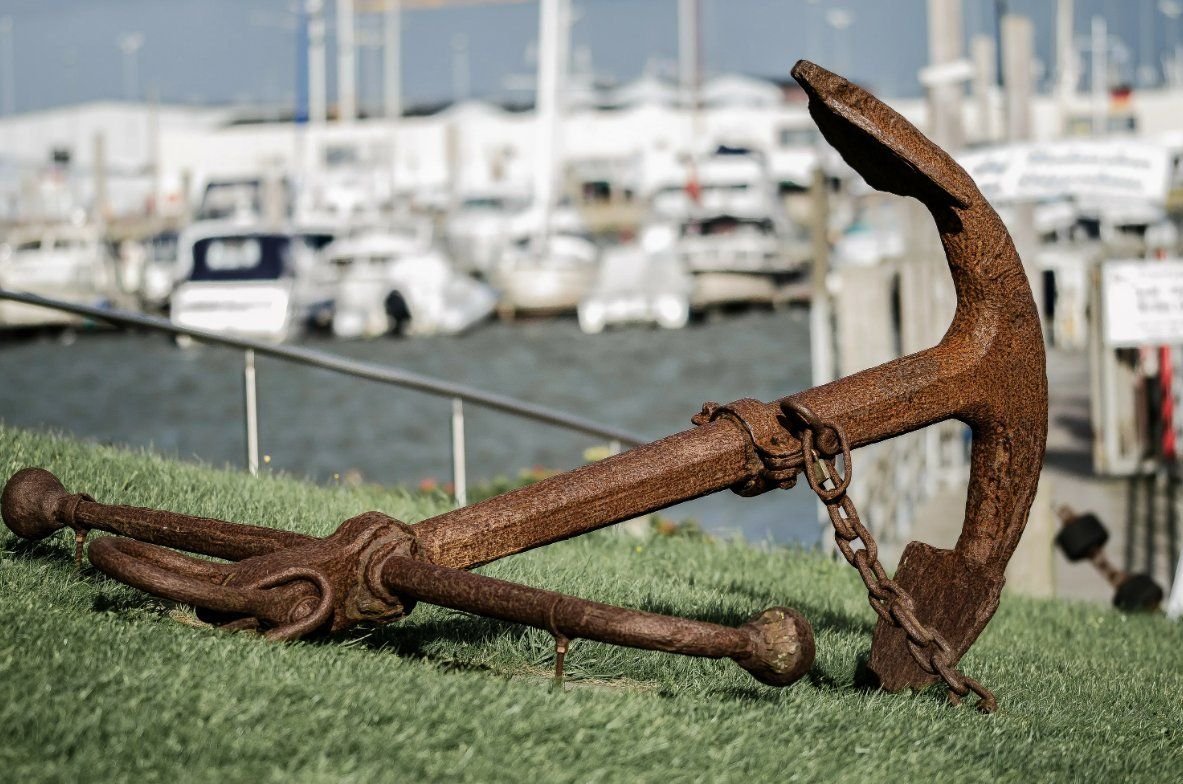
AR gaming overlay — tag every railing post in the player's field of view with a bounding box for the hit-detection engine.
[244,349,259,477]
[451,397,467,506]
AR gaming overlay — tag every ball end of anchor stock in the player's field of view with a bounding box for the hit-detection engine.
[1,467,73,541]
[733,606,815,687]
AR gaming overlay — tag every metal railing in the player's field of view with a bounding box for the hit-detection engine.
[0,290,645,505]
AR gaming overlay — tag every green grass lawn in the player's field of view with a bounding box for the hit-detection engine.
[2,423,1182,783]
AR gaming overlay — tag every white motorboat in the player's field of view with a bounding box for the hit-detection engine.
[491,203,599,317]
[678,213,790,274]
[577,225,691,334]
[493,232,598,317]
[138,231,180,310]
[651,148,779,224]
[324,228,496,339]
[657,148,810,307]
[489,0,601,319]
[0,224,117,329]
[444,192,528,277]
[170,221,325,342]
[677,211,803,307]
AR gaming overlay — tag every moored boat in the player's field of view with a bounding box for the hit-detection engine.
[170,221,322,342]
[0,223,118,329]
[324,227,496,339]
[578,226,691,333]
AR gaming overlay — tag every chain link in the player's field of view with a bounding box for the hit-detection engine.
[787,403,997,714]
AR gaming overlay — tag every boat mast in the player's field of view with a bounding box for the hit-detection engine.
[1055,0,1076,135]
[338,0,358,122]
[678,0,702,198]
[307,1,327,125]
[533,0,569,248]
[384,0,402,120]
[1090,14,1107,136]
[384,0,402,205]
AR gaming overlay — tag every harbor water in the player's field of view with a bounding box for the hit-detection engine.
[0,307,820,545]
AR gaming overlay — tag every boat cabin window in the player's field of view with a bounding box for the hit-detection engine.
[149,233,179,263]
[297,233,336,252]
[14,239,41,252]
[1074,217,1102,241]
[324,144,361,167]
[778,127,820,148]
[191,235,289,281]
[683,216,775,237]
[581,181,613,202]
[329,254,396,271]
[703,183,750,194]
[460,197,506,210]
[198,181,263,221]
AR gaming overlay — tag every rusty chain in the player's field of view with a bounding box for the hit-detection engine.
[784,401,998,714]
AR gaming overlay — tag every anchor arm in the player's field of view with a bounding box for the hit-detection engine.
[789,60,1047,690]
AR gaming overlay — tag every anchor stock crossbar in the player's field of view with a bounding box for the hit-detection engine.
[1,61,1047,707]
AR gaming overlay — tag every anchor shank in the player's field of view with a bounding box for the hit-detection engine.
[414,355,980,572]
[414,418,755,569]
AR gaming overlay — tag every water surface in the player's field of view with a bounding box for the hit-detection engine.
[0,309,821,544]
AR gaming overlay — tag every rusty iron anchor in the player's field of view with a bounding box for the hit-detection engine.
[1,60,1046,708]
[1,470,816,686]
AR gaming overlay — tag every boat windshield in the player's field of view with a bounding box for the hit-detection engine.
[198,181,262,221]
[191,234,290,282]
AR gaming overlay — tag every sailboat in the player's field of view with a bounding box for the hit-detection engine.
[488,0,599,318]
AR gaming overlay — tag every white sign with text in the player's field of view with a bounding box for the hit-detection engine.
[959,140,1171,204]
[1102,259,1183,347]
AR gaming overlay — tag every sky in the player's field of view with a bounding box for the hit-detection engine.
[0,0,1180,114]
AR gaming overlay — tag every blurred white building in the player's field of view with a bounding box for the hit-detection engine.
[3,70,1183,223]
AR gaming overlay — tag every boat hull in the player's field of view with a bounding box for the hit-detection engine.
[0,288,96,329]
[494,266,597,315]
[170,282,294,342]
[690,272,781,308]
